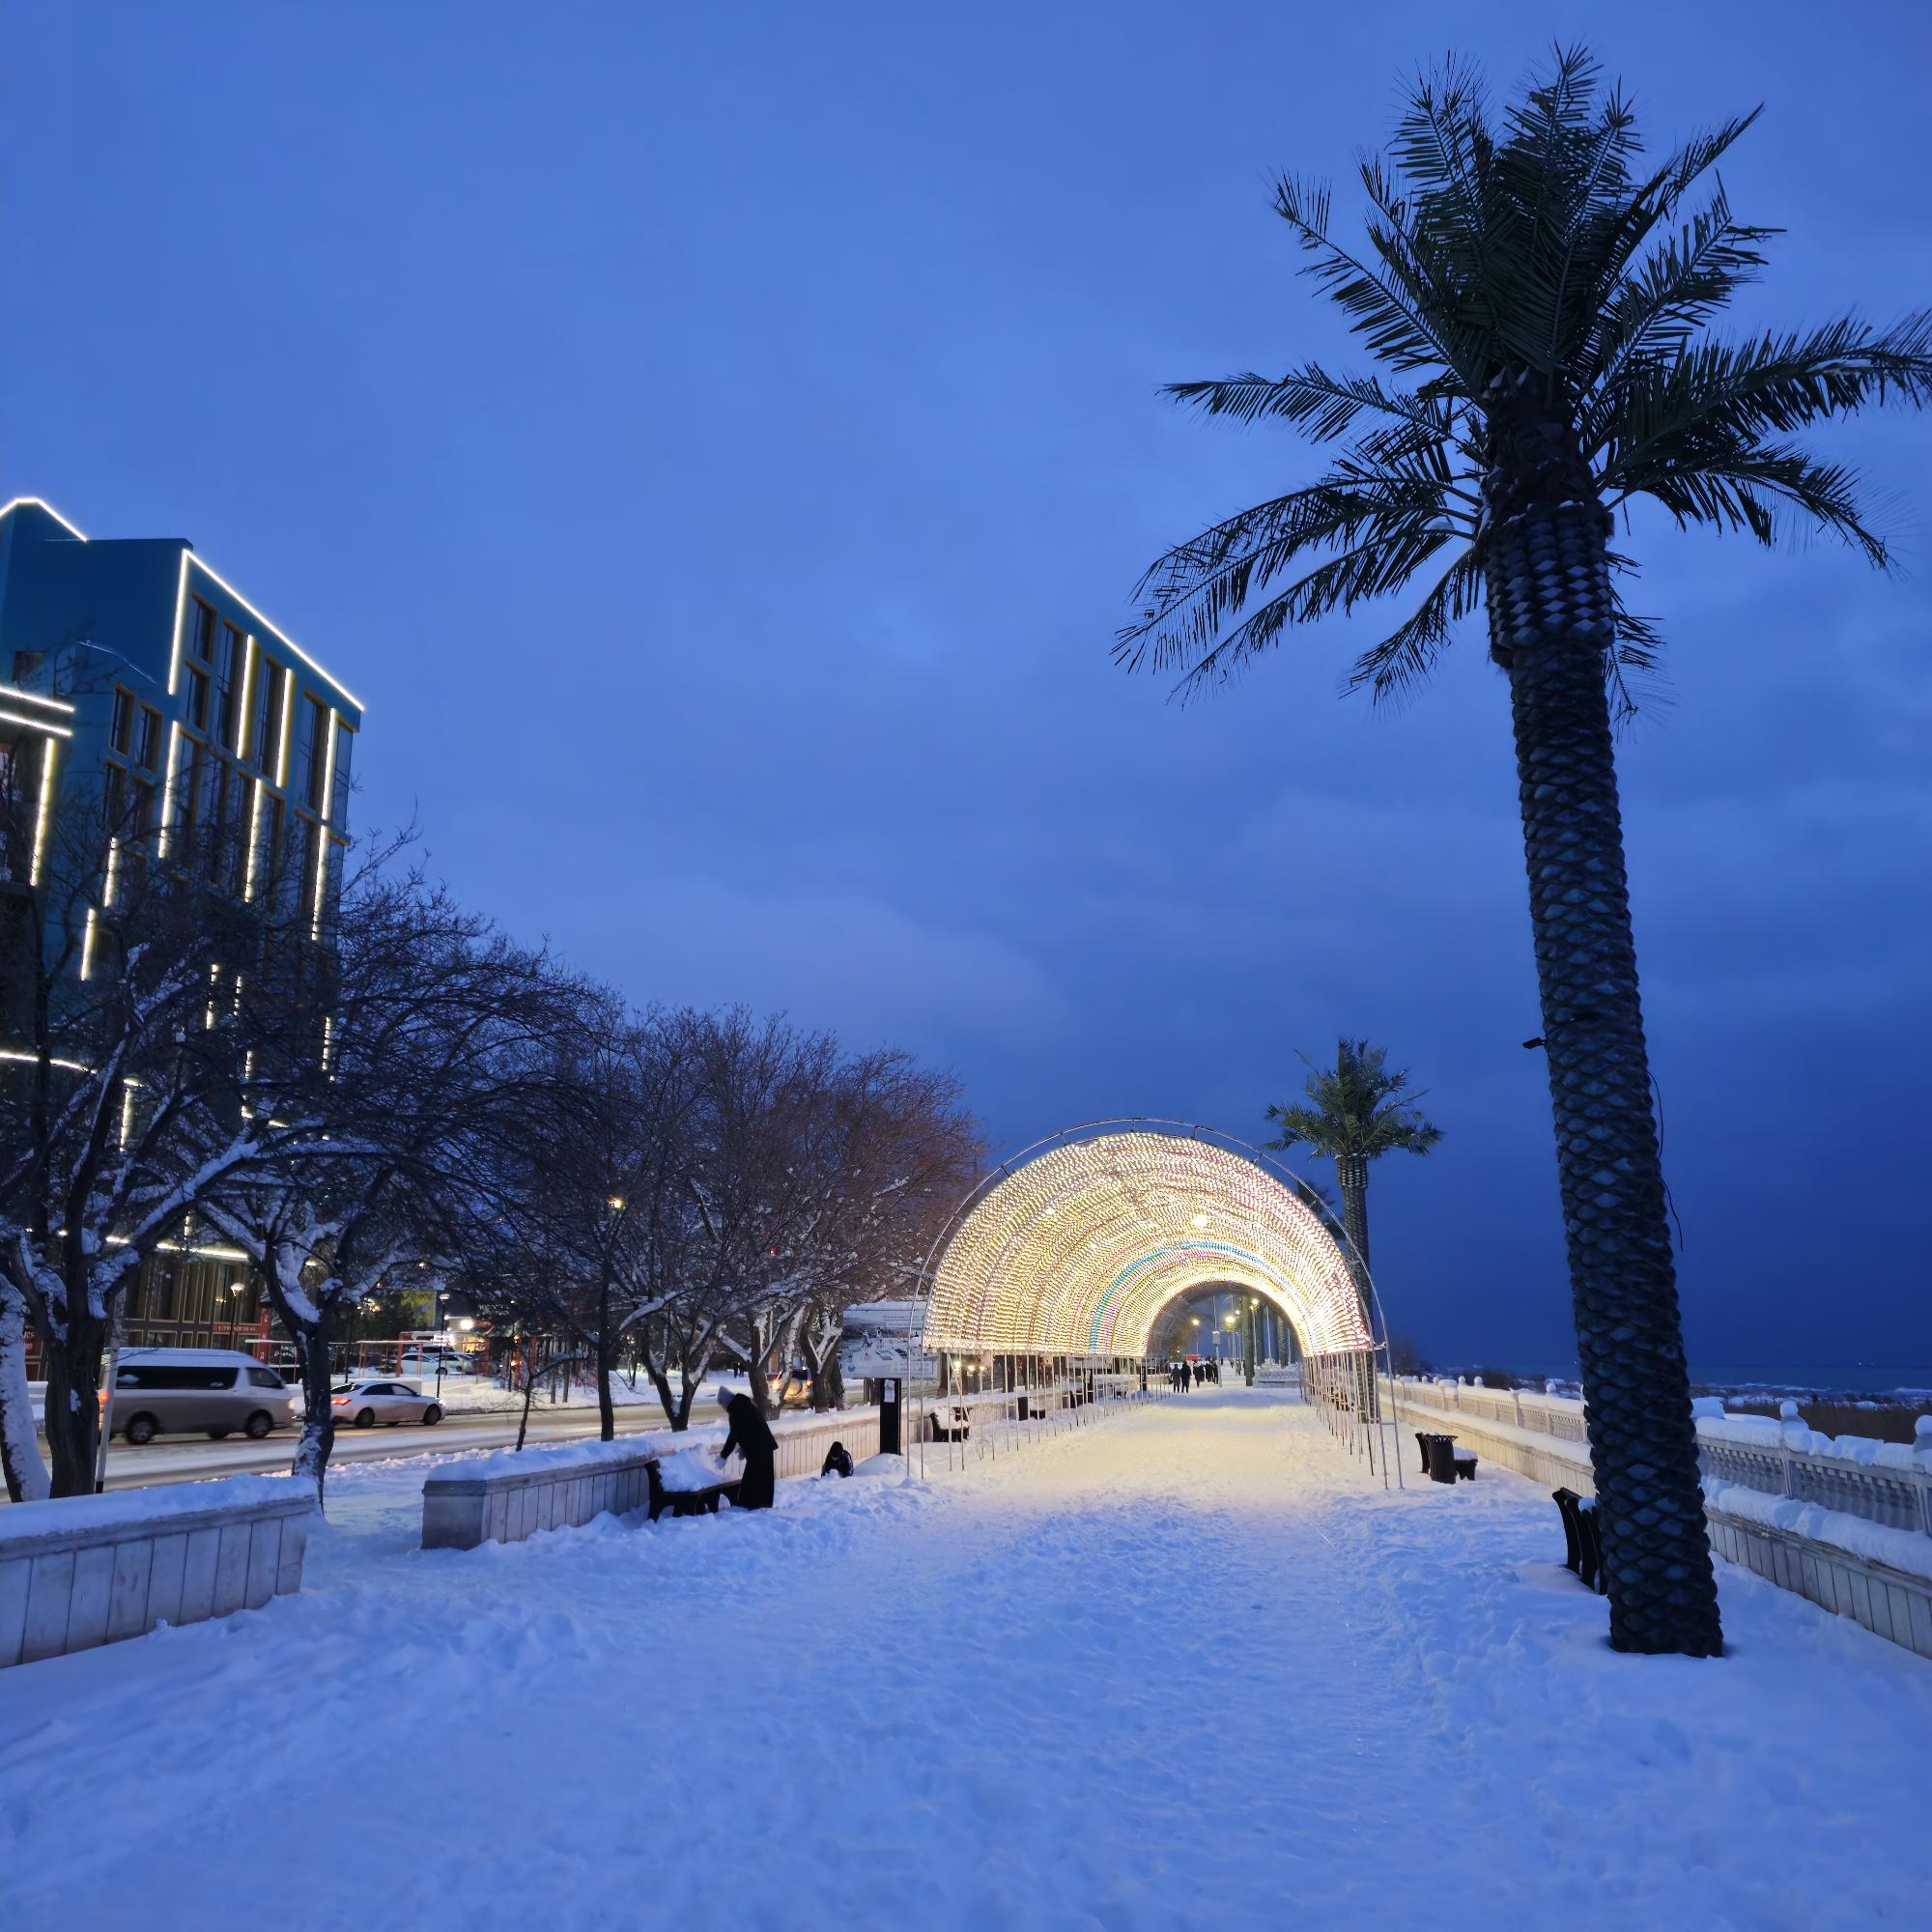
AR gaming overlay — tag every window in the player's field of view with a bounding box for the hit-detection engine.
[301,817,327,921]
[252,660,286,774]
[203,761,238,885]
[135,706,162,771]
[116,1364,240,1391]
[130,773,157,840]
[214,625,244,751]
[185,663,211,732]
[170,733,205,846]
[329,724,354,825]
[185,597,216,664]
[103,760,127,833]
[257,790,287,901]
[297,696,327,810]
[245,1366,284,1389]
[109,688,134,754]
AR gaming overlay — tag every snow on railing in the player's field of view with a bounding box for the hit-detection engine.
[1692,1403,1932,1537]
[1386,1376,1932,1540]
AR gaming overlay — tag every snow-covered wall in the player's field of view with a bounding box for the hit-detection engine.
[0,1474,318,1668]
[420,1410,883,1550]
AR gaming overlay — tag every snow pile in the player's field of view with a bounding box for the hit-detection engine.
[656,1447,736,1492]
[5,1392,1932,1929]
[449,1435,686,1485]
[1704,1477,1932,1583]
[0,1471,306,1545]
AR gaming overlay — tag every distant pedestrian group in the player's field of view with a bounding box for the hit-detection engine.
[1166,1358,1222,1391]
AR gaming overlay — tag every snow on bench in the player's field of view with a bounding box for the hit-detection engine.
[0,1474,318,1669]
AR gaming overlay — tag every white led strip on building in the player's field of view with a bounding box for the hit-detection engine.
[923,1128,1374,1361]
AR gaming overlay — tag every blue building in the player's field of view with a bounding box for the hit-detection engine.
[0,495,362,949]
[0,496,364,1357]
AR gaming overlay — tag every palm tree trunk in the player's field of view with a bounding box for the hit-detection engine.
[1489,497,1722,1658]
[1334,1153,1371,1277]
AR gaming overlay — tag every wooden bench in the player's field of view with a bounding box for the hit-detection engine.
[1551,1488,1605,1592]
[645,1459,741,1522]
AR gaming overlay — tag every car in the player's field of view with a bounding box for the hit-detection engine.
[329,1379,445,1429]
[399,1351,472,1378]
[109,1350,298,1445]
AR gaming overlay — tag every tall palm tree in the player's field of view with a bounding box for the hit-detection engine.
[1266,1038,1442,1283]
[1118,50,1930,1656]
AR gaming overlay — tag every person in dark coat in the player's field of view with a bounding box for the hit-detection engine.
[716,1384,778,1510]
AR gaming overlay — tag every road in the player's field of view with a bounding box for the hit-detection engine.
[17,1399,690,1495]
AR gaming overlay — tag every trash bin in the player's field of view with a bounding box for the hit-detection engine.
[1421,1432,1459,1483]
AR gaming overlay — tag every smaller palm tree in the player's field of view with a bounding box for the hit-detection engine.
[1266,1039,1442,1284]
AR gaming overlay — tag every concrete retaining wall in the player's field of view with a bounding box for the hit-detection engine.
[1705,1505,1932,1658]
[0,1477,317,1669]
[421,1409,883,1551]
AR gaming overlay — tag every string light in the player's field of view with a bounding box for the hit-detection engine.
[923,1130,1372,1360]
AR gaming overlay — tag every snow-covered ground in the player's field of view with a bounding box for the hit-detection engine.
[4,1389,1928,1930]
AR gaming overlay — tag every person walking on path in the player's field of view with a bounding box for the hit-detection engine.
[716,1384,778,1511]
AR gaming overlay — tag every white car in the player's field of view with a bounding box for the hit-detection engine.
[329,1380,445,1429]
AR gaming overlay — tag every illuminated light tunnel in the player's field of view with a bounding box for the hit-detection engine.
[920,1126,1373,1360]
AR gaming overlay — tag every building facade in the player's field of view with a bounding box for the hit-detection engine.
[0,496,364,1360]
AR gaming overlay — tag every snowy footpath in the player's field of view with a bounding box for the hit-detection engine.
[3,1390,1928,1930]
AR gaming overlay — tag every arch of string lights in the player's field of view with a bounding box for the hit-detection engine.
[921,1127,1373,1360]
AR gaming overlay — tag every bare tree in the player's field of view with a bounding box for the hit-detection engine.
[0,790,355,1497]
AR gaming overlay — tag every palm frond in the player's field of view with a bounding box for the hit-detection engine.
[1343,547,1484,706]
[1267,1039,1444,1162]
[1117,441,1474,681]
[1271,173,1466,379]
[1162,365,1457,446]
[1580,184,1777,408]
[1122,46,1925,712]
[1602,313,1932,470]
[1625,442,1892,564]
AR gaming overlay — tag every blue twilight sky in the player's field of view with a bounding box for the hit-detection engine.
[4,3,1928,1378]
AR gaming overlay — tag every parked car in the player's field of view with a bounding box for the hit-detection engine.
[109,1350,297,1445]
[399,1351,472,1378]
[329,1380,445,1428]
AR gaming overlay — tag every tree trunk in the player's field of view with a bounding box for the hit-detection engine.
[1490,497,1722,1659]
[0,1279,50,1502]
[43,1297,105,1498]
[744,1317,773,1419]
[596,1266,615,1443]
[292,1323,336,1502]
[1334,1152,1371,1278]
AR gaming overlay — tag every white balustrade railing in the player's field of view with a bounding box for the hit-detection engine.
[1380,1375,1932,1658]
